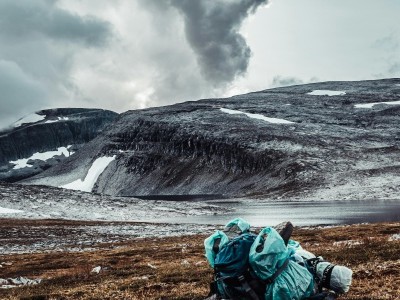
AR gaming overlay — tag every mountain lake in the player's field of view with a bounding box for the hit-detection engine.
[145,198,400,227]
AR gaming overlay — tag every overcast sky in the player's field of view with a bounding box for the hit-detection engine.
[0,0,399,128]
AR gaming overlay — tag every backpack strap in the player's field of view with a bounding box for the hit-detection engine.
[264,258,290,284]
[305,257,323,292]
[320,264,335,289]
[237,275,261,300]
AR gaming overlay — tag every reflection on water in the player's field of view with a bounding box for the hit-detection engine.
[153,199,400,226]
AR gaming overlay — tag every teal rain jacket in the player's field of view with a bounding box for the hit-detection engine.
[224,217,251,233]
[249,227,314,300]
[204,230,229,267]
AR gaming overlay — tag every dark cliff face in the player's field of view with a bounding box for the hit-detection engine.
[0,108,118,182]
[24,79,400,199]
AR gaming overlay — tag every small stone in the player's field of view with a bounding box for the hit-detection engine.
[181,260,190,266]
[90,266,101,274]
[147,263,157,269]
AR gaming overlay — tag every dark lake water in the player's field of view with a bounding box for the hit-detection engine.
[153,198,400,227]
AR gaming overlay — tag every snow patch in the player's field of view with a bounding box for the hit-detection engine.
[10,146,73,170]
[354,100,400,109]
[44,117,70,124]
[389,234,400,241]
[307,90,346,96]
[0,207,23,214]
[61,156,116,192]
[220,108,294,124]
[13,113,45,127]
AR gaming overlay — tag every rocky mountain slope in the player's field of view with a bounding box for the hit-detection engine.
[0,108,118,182]
[23,79,400,200]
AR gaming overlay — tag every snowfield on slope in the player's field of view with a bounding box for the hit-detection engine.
[61,156,116,192]
[10,146,73,169]
[354,100,400,108]
[44,117,70,124]
[220,108,294,124]
[307,90,346,96]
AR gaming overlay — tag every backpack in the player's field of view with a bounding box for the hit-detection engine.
[212,233,264,300]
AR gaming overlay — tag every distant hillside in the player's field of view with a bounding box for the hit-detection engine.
[0,108,118,182]
[23,79,400,200]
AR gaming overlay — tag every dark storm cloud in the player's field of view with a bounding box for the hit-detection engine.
[169,0,268,85]
[0,0,113,128]
[0,0,112,47]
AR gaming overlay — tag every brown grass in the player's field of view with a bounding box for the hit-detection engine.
[0,222,399,300]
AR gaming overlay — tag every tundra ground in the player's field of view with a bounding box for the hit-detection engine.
[0,220,399,300]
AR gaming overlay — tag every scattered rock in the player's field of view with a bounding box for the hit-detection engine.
[181,260,190,266]
[147,263,157,269]
[0,277,42,289]
[90,266,101,274]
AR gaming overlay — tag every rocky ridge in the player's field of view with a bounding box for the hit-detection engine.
[24,79,400,200]
[0,108,118,182]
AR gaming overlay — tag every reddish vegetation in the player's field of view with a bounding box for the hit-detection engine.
[0,220,399,300]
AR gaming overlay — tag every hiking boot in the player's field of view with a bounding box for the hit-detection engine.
[273,221,293,246]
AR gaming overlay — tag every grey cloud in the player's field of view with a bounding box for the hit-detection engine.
[169,0,268,86]
[0,0,112,47]
[372,34,399,52]
[0,0,114,128]
[271,76,304,88]
[372,34,400,78]
[388,63,400,76]
[0,60,48,128]
[270,76,320,88]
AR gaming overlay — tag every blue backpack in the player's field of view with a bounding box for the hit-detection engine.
[213,233,264,300]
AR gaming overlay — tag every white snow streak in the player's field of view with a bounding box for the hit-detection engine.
[61,156,116,192]
[0,207,23,214]
[354,100,400,109]
[44,117,70,124]
[10,146,73,170]
[13,113,45,127]
[220,108,294,124]
[307,90,346,96]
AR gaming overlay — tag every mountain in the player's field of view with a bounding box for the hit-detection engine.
[23,79,400,200]
[0,108,118,182]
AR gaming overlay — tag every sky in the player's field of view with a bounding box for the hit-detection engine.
[0,0,399,128]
